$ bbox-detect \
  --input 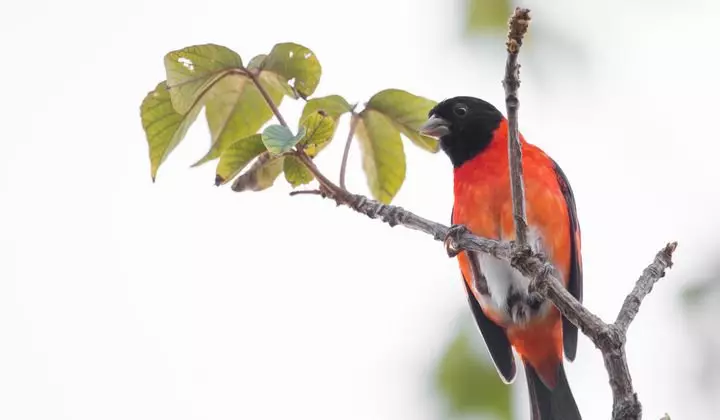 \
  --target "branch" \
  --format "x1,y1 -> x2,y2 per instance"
615,243 -> 677,334
503,7 -> 531,246
245,28 -> 678,419
292,166 -> 675,420
247,71 -> 288,128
